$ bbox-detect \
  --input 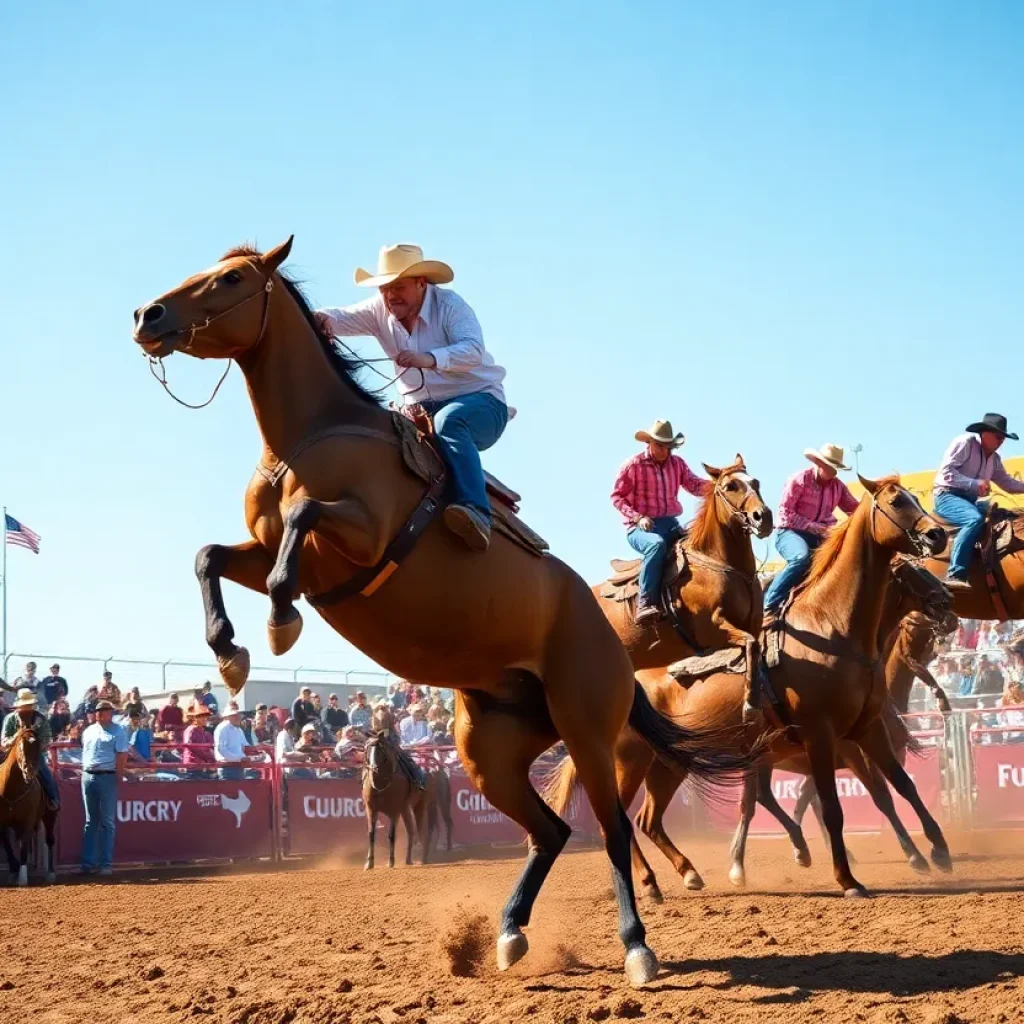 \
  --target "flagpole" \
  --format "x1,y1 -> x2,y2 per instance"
1,506 -> 7,681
